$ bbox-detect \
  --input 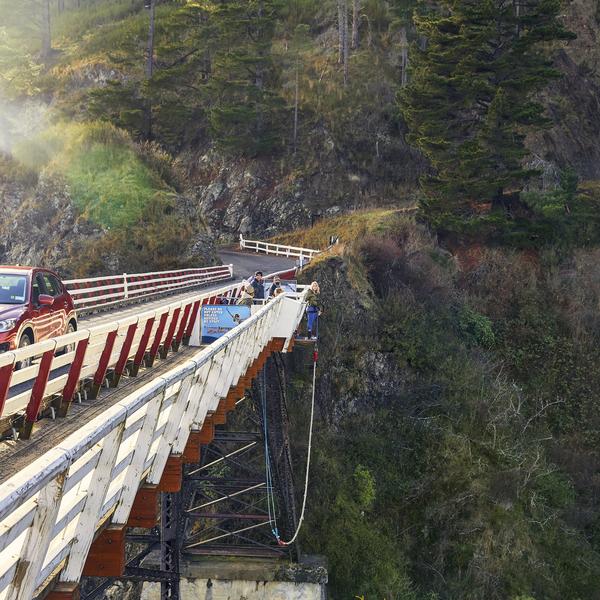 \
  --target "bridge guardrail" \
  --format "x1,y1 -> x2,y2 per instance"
0,267 -> 299,438
64,264 -> 234,312
0,289 -> 225,437
239,234 -> 320,264
0,287 -> 309,600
